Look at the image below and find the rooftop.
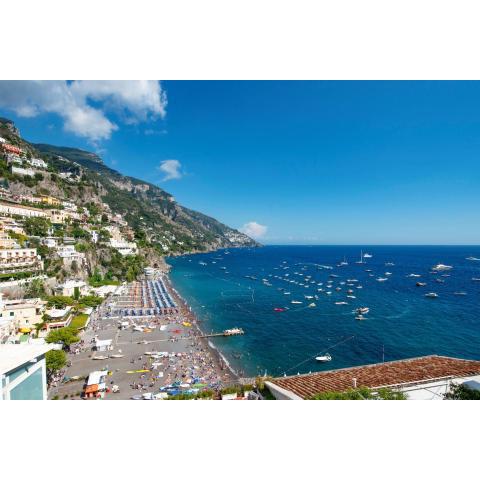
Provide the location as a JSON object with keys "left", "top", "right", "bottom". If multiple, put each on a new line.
{"left": 269, "top": 355, "right": 480, "bottom": 399}
{"left": 0, "top": 343, "right": 53, "bottom": 375}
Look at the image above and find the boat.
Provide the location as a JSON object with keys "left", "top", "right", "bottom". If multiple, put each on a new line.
{"left": 466, "top": 257, "right": 480, "bottom": 261}
{"left": 363, "top": 253, "right": 373, "bottom": 258}
{"left": 339, "top": 256, "right": 348, "bottom": 266}
{"left": 92, "top": 355, "right": 109, "bottom": 360}
{"left": 355, "top": 315, "right": 367, "bottom": 321}
{"left": 199, "top": 261, "right": 207, "bottom": 266}
{"left": 355, "top": 249, "right": 365, "bottom": 264}
{"left": 416, "top": 282, "right": 427, "bottom": 287}
{"left": 376, "top": 277, "right": 388, "bottom": 282}
{"left": 274, "top": 307, "right": 286, "bottom": 312}
{"left": 356, "top": 307, "right": 370, "bottom": 314}
{"left": 432, "top": 264, "right": 453, "bottom": 271}
{"left": 308, "top": 303, "right": 316, "bottom": 308}
{"left": 305, "top": 295, "right": 314, "bottom": 299}
{"left": 454, "top": 292, "right": 467, "bottom": 296}
{"left": 425, "top": 292, "right": 439, "bottom": 298}
{"left": 109, "top": 354, "right": 124, "bottom": 359}
{"left": 346, "top": 295, "right": 356, "bottom": 299}
{"left": 335, "top": 301, "right": 348, "bottom": 305}
{"left": 472, "top": 278, "right": 480, "bottom": 282}
{"left": 223, "top": 328, "right": 244, "bottom": 336}
{"left": 315, "top": 353, "right": 332, "bottom": 362}
{"left": 385, "top": 262, "right": 395, "bottom": 266}
{"left": 291, "top": 300, "right": 303, "bottom": 304}
{"left": 385, "top": 272, "right": 392, "bottom": 276}
{"left": 408, "top": 273, "right": 421, "bottom": 278}
{"left": 435, "top": 278, "right": 445, "bottom": 283}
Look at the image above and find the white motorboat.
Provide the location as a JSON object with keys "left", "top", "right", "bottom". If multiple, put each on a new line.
{"left": 315, "top": 353, "right": 332, "bottom": 362}
{"left": 356, "top": 307, "right": 370, "bottom": 314}
{"left": 335, "top": 301, "right": 348, "bottom": 305}
{"left": 376, "top": 277, "right": 388, "bottom": 282}
{"left": 432, "top": 264, "right": 453, "bottom": 271}
{"left": 308, "top": 302, "right": 316, "bottom": 308}
{"left": 363, "top": 253, "right": 373, "bottom": 258}
{"left": 466, "top": 257, "right": 480, "bottom": 261}
{"left": 291, "top": 300, "right": 303, "bottom": 304}
{"left": 425, "top": 292, "right": 439, "bottom": 298}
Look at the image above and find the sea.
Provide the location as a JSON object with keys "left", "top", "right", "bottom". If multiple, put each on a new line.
{"left": 167, "top": 246, "right": 480, "bottom": 378}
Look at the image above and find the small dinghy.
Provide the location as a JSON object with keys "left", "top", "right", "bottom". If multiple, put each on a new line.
{"left": 315, "top": 353, "right": 332, "bottom": 362}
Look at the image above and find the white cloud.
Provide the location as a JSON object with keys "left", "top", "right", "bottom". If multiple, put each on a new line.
{"left": 0, "top": 80, "right": 167, "bottom": 142}
{"left": 240, "top": 221, "right": 268, "bottom": 239}
{"left": 158, "top": 159, "right": 183, "bottom": 181}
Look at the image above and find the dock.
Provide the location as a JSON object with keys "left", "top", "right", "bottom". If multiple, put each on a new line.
{"left": 199, "top": 328, "right": 245, "bottom": 338}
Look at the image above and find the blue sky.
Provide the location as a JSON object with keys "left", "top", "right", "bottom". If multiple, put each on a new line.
{"left": 0, "top": 80, "right": 479, "bottom": 244}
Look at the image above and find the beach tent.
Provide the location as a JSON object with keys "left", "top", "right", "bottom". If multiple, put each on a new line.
{"left": 94, "top": 339, "right": 113, "bottom": 351}
{"left": 87, "top": 370, "right": 108, "bottom": 385}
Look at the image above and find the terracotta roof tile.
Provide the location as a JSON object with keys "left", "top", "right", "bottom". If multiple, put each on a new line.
{"left": 271, "top": 355, "right": 480, "bottom": 399}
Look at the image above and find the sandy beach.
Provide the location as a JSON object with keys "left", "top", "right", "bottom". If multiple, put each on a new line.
{"left": 50, "top": 271, "right": 237, "bottom": 400}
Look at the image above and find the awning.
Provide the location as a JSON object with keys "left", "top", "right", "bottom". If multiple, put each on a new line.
{"left": 19, "top": 328, "right": 31, "bottom": 333}
{"left": 85, "top": 384, "right": 99, "bottom": 394}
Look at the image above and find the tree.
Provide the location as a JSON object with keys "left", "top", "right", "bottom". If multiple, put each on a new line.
{"left": 24, "top": 217, "right": 51, "bottom": 236}
{"left": 310, "top": 387, "right": 406, "bottom": 400}
{"left": 73, "top": 286, "right": 80, "bottom": 300}
{"left": 45, "top": 327, "right": 80, "bottom": 347}
{"left": 26, "top": 278, "right": 46, "bottom": 298}
{"left": 45, "top": 295, "right": 75, "bottom": 308}
{"left": 71, "top": 226, "right": 89, "bottom": 239}
{"left": 71, "top": 260, "right": 79, "bottom": 274}
{"left": 45, "top": 349, "right": 67, "bottom": 373}
{"left": 444, "top": 383, "right": 480, "bottom": 400}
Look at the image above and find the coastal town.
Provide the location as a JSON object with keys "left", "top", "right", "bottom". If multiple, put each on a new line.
{"left": 2, "top": 123, "right": 480, "bottom": 401}
{"left": 0, "top": 133, "right": 258, "bottom": 400}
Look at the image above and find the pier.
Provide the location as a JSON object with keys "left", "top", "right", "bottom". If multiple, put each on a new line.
{"left": 199, "top": 328, "right": 245, "bottom": 338}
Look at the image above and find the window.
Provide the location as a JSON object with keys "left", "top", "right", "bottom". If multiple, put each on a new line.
{"left": 9, "top": 312, "right": 14, "bottom": 317}
{"left": 9, "top": 367, "right": 44, "bottom": 400}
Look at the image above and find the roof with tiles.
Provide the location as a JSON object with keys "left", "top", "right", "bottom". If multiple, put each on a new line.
{"left": 270, "top": 355, "right": 480, "bottom": 399}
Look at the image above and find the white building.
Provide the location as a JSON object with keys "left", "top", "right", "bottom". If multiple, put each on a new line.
{"left": 0, "top": 248, "right": 43, "bottom": 275}
{"left": 109, "top": 239, "right": 138, "bottom": 256}
{"left": 0, "top": 344, "right": 53, "bottom": 400}
{"left": 266, "top": 355, "right": 480, "bottom": 400}
{"left": 28, "top": 158, "right": 47, "bottom": 169}
{"left": 12, "top": 166, "right": 35, "bottom": 177}
{"left": 55, "top": 279, "right": 88, "bottom": 297}
{"left": 42, "top": 237, "right": 59, "bottom": 248}
{"left": 56, "top": 245, "right": 85, "bottom": 263}
{"left": 0, "top": 294, "right": 46, "bottom": 337}
{"left": 0, "top": 202, "right": 49, "bottom": 219}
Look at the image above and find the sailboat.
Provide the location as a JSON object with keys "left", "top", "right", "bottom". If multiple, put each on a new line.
{"left": 355, "top": 249, "right": 365, "bottom": 264}
{"left": 339, "top": 255, "right": 348, "bottom": 266}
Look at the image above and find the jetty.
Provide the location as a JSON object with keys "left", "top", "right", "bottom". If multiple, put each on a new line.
{"left": 199, "top": 328, "right": 245, "bottom": 338}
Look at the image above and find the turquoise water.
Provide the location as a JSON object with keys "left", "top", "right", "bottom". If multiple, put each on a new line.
{"left": 167, "top": 246, "right": 480, "bottom": 377}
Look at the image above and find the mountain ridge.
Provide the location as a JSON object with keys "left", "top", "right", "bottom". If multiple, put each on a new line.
{"left": 1, "top": 118, "right": 259, "bottom": 257}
